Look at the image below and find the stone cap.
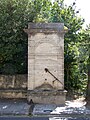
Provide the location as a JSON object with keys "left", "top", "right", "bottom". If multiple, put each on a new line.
{"left": 24, "top": 23, "right": 67, "bottom": 34}
{"left": 28, "top": 23, "right": 63, "bottom": 30}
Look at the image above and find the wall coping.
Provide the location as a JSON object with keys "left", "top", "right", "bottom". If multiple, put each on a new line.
{"left": 28, "top": 23, "right": 63, "bottom": 30}
{"left": 24, "top": 23, "right": 67, "bottom": 34}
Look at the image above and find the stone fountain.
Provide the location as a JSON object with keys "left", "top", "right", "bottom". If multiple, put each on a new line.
{"left": 25, "top": 23, "right": 67, "bottom": 104}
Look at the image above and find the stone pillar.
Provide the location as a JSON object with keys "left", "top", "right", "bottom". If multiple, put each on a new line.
{"left": 25, "top": 23, "right": 67, "bottom": 104}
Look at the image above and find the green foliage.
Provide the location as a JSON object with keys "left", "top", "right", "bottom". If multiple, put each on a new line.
{"left": 0, "top": 0, "right": 89, "bottom": 94}
{"left": 80, "top": 26, "right": 90, "bottom": 99}
{"left": 0, "top": 0, "right": 29, "bottom": 74}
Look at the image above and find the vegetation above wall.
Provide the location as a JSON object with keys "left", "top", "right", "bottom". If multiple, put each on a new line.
{"left": 0, "top": 0, "right": 90, "bottom": 97}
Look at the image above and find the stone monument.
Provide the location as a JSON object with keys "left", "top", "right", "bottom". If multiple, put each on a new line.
{"left": 25, "top": 23, "right": 67, "bottom": 104}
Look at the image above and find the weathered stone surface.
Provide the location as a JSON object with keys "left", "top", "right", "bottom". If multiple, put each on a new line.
{"left": 27, "top": 24, "right": 64, "bottom": 91}
{"left": 26, "top": 23, "right": 66, "bottom": 104}
{"left": 28, "top": 90, "right": 67, "bottom": 104}
{"left": 0, "top": 90, "right": 27, "bottom": 98}
{"left": 0, "top": 75, "right": 27, "bottom": 98}
{"left": 0, "top": 74, "right": 27, "bottom": 89}
{"left": 28, "top": 23, "right": 64, "bottom": 30}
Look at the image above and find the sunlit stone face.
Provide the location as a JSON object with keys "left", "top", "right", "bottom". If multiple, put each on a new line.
{"left": 25, "top": 23, "right": 67, "bottom": 104}
{"left": 28, "top": 31, "right": 64, "bottom": 90}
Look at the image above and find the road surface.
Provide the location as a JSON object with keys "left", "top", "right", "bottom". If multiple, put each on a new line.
{"left": 0, "top": 117, "right": 90, "bottom": 120}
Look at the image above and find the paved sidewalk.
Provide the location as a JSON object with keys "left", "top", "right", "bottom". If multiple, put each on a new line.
{"left": 0, "top": 97, "right": 90, "bottom": 117}
{"left": 32, "top": 98, "right": 90, "bottom": 117}
{"left": 0, "top": 99, "right": 30, "bottom": 116}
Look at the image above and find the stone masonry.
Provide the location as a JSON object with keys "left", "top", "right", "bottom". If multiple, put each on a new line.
{"left": 25, "top": 23, "right": 67, "bottom": 104}
{"left": 0, "top": 74, "right": 27, "bottom": 98}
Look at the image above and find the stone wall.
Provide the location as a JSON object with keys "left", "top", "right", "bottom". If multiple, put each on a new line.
{"left": 0, "top": 74, "right": 27, "bottom": 98}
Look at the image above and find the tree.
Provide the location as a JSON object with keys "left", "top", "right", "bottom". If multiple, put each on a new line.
{"left": 49, "top": 0, "right": 85, "bottom": 92}
{"left": 33, "top": 0, "right": 85, "bottom": 92}
{"left": 0, "top": 0, "right": 51, "bottom": 74}
{"left": 0, "top": 0, "right": 30, "bottom": 74}
{"left": 0, "top": 0, "right": 88, "bottom": 95}
{"left": 81, "top": 26, "right": 90, "bottom": 101}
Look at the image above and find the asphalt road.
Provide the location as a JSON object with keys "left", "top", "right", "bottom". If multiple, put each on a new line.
{"left": 0, "top": 117, "right": 48, "bottom": 120}
{"left": 0, "top": 117, "right": 90, "bottom": 120}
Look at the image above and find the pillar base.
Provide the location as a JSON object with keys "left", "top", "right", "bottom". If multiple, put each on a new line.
{"left": 27, "top": 89, "right": 67, "bottom": 105}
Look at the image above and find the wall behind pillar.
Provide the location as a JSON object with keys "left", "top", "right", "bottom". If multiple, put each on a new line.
{"left": 0, "top": 74, "right": 27, "bottom": 98}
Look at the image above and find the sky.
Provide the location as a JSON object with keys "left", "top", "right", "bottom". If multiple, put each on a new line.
{"left": 64, "top": 0, "right": 90, "bottom": 28}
